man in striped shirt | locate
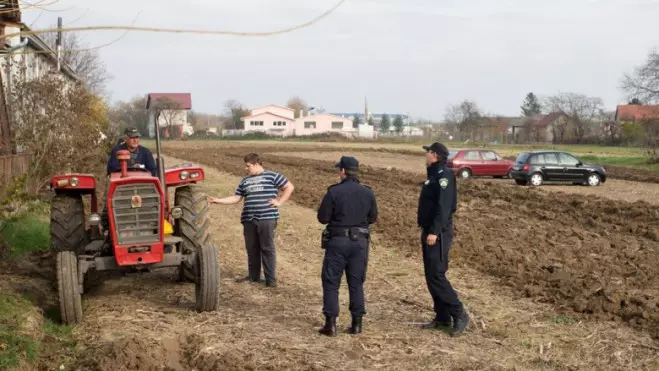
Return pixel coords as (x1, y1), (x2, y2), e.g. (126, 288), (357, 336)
(208, 153), (294, 287)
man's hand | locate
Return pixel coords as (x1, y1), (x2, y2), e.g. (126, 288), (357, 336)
(426, 234), (438, 246)
(268, 198), (281, 207)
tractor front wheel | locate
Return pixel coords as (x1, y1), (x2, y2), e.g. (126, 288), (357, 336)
(57, 251), (83, 324)
(195, 243), (220, 312)
(51, 192), (87, 254)
(174, 185), (212, 283)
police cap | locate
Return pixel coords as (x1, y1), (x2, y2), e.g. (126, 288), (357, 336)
(422, 142), (449, 157)
(124, 127), (141, 138)
(335, 155), (359, 169)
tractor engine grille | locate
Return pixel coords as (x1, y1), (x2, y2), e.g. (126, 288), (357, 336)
(111, 183), (161, 245)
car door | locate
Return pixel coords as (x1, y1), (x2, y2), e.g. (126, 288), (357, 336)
(462, 150), (484, 175)
(541, 153), (564, 180)
(479, 150), (498, 176)
(558, 152), (588, 181)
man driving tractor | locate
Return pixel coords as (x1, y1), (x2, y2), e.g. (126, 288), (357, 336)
(107, 127), (157, 176)
(102, 127), (158, 230)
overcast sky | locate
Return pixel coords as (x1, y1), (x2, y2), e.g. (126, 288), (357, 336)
(21, 0), (659, 120)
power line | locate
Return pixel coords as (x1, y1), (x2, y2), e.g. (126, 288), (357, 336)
(2, 0), (348, 40)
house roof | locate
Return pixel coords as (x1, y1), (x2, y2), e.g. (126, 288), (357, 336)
(253, 104), (294, 112)
(146, 93), (192, 110)
(21, 27), (78, 81)
(0, 0), (21, 22)
(240, 111), (294, 121)
(614, 104), (659, 121)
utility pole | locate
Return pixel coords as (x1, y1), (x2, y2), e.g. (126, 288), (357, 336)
(56, 17), (62, 71)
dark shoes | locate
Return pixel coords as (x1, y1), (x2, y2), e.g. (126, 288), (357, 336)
(318, 316), (337, 336)
(450, 311), (470, 337)
(348, 316), (362, 334)
(265, 280), (277, 288)
(319, 316), (362, 336)
(421, 319), (452, 330)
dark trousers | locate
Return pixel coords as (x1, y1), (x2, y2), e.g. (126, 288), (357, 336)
(421, 228), (463, 323)
(322, 236), (368, 317)
(242, 219), (278, 284)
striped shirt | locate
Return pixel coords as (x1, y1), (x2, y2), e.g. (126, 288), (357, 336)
(235, 170), (289, 222)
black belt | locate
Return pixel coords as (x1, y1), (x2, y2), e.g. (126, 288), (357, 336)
(328, 227), (369, 238)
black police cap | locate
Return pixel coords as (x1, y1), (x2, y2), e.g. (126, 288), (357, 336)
(422, 142), (449, 157)
(335, 155), (359, 169)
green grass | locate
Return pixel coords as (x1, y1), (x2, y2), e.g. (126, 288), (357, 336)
(0, 294), (39, 369)
(579, 155), (659, 171)
(0, 213), (50, 257)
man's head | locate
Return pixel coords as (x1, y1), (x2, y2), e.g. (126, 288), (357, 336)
(243, 152), (264, 175)
(123, 127), (141, 151)
(335, 155), (359, 180)
(423, 142), (449, 166)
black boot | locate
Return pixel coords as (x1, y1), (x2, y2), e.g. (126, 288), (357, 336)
(451, 311), (470, 337)
(348, 316), (362, 334)
(318, 316), (337, 337)
(421, 319), (451, 330)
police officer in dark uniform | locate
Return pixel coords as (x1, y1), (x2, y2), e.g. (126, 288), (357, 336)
(316, 156), (378, 336)
(417, 142), (469, 336)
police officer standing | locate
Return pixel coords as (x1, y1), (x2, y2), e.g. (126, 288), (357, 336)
(316, 156), (378, 336)
(417, 142), (469, 336)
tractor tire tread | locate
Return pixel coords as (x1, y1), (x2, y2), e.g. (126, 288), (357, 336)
(51, 193), (86, 254)
(196, 243), (219, 312)
(57, 251), (83, 324)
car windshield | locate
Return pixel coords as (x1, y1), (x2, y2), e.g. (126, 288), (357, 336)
(515, 152), (530, 164)
(447, 150), (458, 159)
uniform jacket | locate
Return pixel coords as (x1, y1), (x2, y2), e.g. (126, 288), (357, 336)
(317, 177), (378, 230)
(107, 144), (157, 177)
(417, 161), (457, 235)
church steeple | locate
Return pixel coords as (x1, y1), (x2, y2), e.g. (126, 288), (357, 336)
(364, 96), (370, 123)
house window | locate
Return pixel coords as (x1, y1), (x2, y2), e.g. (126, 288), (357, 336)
(250, 121), (263, 126)
(304, 121), (316, 129)
(273, 121), (287, 126)
(331, 121), (343, 129)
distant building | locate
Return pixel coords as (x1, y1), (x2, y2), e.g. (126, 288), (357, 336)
(241, 104), (362, 137)
(145, 93), (193, 138)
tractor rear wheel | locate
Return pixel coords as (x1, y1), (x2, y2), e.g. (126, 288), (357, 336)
(195, 243), (219, 312)
(57, 251), (83, 324)
(51, 192), (86, 254)
(174, 185), (212, 283)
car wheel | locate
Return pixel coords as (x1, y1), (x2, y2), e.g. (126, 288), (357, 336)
(586, 173), (601, 186)
(530, 172), (543, 186)
(459, 168), (471, 179)
(506, 169), (512, 178)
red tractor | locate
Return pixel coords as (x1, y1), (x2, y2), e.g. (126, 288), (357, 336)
(49, 131), (219, 324)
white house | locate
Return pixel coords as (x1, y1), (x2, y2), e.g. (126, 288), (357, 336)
(241, 104), (364, 137)
(145, 93), (193, 138)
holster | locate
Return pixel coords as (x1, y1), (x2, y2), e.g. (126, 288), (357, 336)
(321, 229), (330, 249)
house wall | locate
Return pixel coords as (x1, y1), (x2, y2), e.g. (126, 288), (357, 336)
(243, 112), (295, 137)
(147, 109), (192, 137)
(292, 114), (354, 137)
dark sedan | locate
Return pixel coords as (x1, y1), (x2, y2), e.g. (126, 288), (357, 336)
(509, 150), (606, 186)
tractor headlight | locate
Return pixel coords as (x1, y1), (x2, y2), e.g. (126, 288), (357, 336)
(179, 171), (189, 180)
(69, 177), (79, 187)
(171, 207), (183, 219)
(190, 171), (200, 179)
(88, 213), (101, 225)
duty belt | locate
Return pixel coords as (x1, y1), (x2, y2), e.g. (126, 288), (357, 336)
(328, 227), (369, 238)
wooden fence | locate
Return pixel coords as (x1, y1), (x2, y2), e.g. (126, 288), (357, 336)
(0, 153), (32, 192)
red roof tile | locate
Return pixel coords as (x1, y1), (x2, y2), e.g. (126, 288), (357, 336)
(146, 93), (192, 110)
(615, 105), (659, 121)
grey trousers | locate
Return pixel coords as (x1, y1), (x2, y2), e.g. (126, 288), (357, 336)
(242, 219), (278, 284)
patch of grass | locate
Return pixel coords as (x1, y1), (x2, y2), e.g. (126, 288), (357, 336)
(0, 213), (50, 257)
(579, 155), (659, 172)
(550, 315), (578, 325)
(0, 293), (39, 369)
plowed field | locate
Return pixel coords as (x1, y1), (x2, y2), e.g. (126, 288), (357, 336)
(164, 142), (659, 339)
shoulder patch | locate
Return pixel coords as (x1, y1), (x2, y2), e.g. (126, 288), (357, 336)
(439, 178), (449, 189)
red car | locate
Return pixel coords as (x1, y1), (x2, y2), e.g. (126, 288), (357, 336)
(446, 149), (514, 179)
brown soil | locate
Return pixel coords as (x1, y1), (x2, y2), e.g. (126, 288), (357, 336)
(165, 145), (659, 341)
(273, 151), (659, 205)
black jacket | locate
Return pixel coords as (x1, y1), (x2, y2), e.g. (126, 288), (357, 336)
(317, 177), (378, 230)
(107, 144), (157, 177)
(417, 161), (457, 235)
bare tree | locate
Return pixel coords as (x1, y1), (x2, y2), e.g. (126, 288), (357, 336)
(444, 100), (482, 141)
(108, 96), (149, 136)
(41, 24), (112, 94)
(621, 49), (659, 104)
(286, 96), (308, 118)
(223, 100), (250, 130)
(543, 93), (603, 143)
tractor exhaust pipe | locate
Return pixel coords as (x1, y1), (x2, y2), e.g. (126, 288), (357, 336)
(117, 150), (130, 177)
